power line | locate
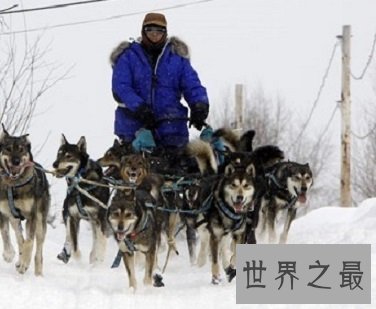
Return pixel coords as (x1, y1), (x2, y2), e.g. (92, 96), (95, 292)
(350, 32), (376, 80)
(288, 39), (340, 151)
(310, 103), (339, 155)
(0, 0), (114, 15)
(351, 124), (376, 140)
(0, 4), (18, 13)
(0, 0), (214, 35)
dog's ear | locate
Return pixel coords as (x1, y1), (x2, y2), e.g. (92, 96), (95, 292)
(239, 129), (255, 152)
(77, 136), (87, 153)
(1, 123), (9, 136)
(246, 163), (256, 178)
(61, 134), (68, 145)
(20, 134), (31, 150)
(113, 139), (120, 147)
(224, 163), (235, 175)
(0, 123), (10, 142)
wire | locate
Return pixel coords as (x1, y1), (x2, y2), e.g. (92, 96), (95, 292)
(351, 124), (376, 140)
(310, 104), (339, 154)
(288, 40), (340, 151)
(0, 4), (18, 13)
(350, 32), (376, 80)
(0, 0), (214, 35)
(0, 0), (114, 15)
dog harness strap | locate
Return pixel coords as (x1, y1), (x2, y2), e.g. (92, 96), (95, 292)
(232, 216), (245, 232)
(7, 187), (25, 220)
(266, 172), (285, 190)
(111, 250), (123, 268)
(283, 195), (299, 209)
(111, 237), (138, 268)
(5, 173), (34, 221)
(75, 194), (89, 219)
(111, 214), (150, 268)
(216, 199), (243, 221)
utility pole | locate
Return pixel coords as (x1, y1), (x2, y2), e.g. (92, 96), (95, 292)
(234, 84), (244, 130)
(340, 25), (352, 207)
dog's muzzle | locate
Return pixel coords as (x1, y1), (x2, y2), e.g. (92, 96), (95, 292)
(231, 195), (247, 213)
(295, 187), (308, 203)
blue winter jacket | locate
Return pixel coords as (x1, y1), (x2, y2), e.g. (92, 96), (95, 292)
(111, 37), (209, 148)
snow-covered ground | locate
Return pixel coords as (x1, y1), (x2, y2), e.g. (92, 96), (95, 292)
(0, 199), (375, 309)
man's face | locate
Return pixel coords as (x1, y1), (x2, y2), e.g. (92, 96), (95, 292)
(144, 26), (166, 43)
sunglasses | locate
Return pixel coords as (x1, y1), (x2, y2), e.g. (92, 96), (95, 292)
(144, 26), (166, 33)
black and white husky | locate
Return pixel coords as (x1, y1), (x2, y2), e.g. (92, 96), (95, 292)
(256, 161), (313, 244)
(53, 135), (110, 264)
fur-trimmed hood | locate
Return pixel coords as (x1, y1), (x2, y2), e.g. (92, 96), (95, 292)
(109, 36), (190, 67)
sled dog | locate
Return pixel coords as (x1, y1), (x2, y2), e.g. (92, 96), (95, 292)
(256, 161), (313, 244)
(97, 139), (131, 179)
(205, 162), (256, 283)
(0, 127), (50, 275)
(53, 134), (109, 264)
(108, 153), (165, 290)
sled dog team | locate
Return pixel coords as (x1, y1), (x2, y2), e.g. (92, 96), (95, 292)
(0, 126), (313, 290)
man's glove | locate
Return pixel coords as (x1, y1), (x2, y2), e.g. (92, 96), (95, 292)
(135, 104), (156, 129)
(189, 102), (209, 131)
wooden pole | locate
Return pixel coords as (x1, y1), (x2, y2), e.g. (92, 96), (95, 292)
(235, 84), (244, 130)
(340, 25), (352, 207)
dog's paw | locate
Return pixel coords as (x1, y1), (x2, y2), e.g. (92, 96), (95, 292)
(3, 247), (15, 263)
(153, 274), (165, 287)
(57, 248), (71, 264)
(15, 261), (28, 274)
(211, 275), (222, 285)
(225, 266), (236, 282)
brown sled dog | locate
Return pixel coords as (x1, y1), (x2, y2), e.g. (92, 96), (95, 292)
(0, 127), (50, 275)
(108, 153), (165, 290)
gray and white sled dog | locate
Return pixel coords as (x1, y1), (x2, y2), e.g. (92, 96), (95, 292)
(0, 127), (50, 275)
(256, 161), (313, 244)
(53, 135), (110, 264)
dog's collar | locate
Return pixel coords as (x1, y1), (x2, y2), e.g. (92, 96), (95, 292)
(110, 213), (150, 268)
(216, 199), (244, 222)
(266, 172), (298, 206)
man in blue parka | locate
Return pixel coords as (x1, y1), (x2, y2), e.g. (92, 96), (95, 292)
(110, 12), (209, 150)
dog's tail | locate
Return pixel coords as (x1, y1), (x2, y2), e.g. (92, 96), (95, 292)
(213, 128), (241, 152)
(213, 128), (256, 153)
(186, 139), (217, 175)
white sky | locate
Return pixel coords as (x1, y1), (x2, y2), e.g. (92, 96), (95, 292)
(2, 0), (376, 163)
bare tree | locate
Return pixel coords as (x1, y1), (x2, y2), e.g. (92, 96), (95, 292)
(352, 104), (376, 203)
(0, 22), (69, 136)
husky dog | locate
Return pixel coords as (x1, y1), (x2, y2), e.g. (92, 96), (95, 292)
(53, 135), (110, 264)
(108, 188), (164, 291)
(97, 139), (131, 179)
(256, 161), (313, 244)
(205, 162), (256, 284)
(0, 128), (50, 275)
(108, 153), (165, 290)
(118, 153), (181, 268)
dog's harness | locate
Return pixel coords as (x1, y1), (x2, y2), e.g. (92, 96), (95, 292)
(6, 172), (34, 221)
(65, 166), (97, 219)
(2, 162), (48, 221)
(215, 199), (246, 233)
(111, 212), (151, 268)
(265, 172), (298, 209)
